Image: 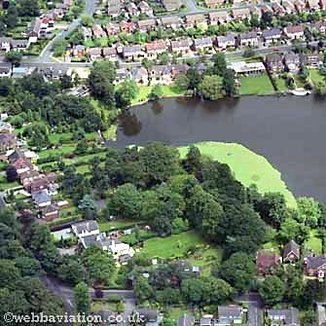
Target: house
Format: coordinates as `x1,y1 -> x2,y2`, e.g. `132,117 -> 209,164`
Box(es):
300,53 -> 322,68
11,157 -> 34,176
107,0 -> 121,17
10,39 -> 28,51
228,61 -> 265,75
192,37 -> 213,52
22,173 -> 57,193
208,11 -> 231,25
307,0 -> 320,10
204,0 -> 224,8
8,149 -> 25,163
122,45 -> 144,61
171,64 -> 189,79
130,67 -> 149,84
137,18 -> 157,32
178,314 -> 195,326
200,315 -> 215,326
138,1 -> 153,15
126,2 -> 139,16
267,307 -> 300,326
321,0 -> 326,9
104,23 -> 120,36
115,68 -> 129,84
239,31 -> 259,47
282,0 -> 296,14
41,204 -> 59,221
92,25 -> 106,38
119,20 -> 136,34
88,47 -> 102,60
170,39 -> 191,55
0,65 -> 12,78
0,133 -> 16,152
313,20 -> 326,34
160,16 -> 181,29
216,33 -> 236,49
32,189 -> 51,208
108,239 -> 135,261
256,250 -> 282,276
28,18 -> 42,41
81,26 -> 92,39
185,14 -> 207,28
231,8 -> 250,20
283,51 -> 300,73
145,40 -> 167,58
72,45 -> 86,58
0,120 -> 13,133
265,53 -> 284,73
71,220 -> 100,239
161,0 -> 181,11
294,0 -> 306,12
262,28 -> 282,44
284,25 -> 304,40
133,309 -> 160,326
304,255 -> 326,279
271,1 -> 286,16
283,240 -> 300,263
0,37 -> 11,52
149,65 -> 173,84
102,47 -> 117,60
217,305 -> 243,325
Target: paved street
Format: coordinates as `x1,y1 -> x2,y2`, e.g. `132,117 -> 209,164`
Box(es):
236,293 -> 263,326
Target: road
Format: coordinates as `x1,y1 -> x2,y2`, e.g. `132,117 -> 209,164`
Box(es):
42,275 -> 136,318
236,293 -> 263,326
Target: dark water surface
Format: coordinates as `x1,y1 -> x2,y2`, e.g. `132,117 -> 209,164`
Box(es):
115,96 -> 326,203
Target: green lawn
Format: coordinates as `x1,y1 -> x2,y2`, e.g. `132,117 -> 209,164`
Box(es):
306,230 -> 322,254
239,74 -> 275,95
99,219 -> 140,232
275,77 -> 288,92
309,69 -> 324,85
38,144 -> 76,159
142,231 -> 206,258
178,142 -> 296,207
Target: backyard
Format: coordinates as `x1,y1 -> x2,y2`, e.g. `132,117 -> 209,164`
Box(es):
239,74 -> 275,95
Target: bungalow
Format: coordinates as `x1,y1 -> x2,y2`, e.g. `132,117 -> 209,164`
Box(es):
160,16 -> 181,29
208,11 -> 231,25
88,47 -> 102,60
170,39 -> 191,55
119,20 -> 136,34
262,28 -> 282,44
185,14 -> 207,28
304,255 -> 326,279
178,314 -> 195,326
92,25 -> 106,38
231,8 -> 250,20
137,18 -> 157,32
265,53 -> 284,73
145,40 -> 167,58
107,0 -> 121,17
284,25 -> 305,40
138,1 -> 153,15
216,33 -> 236,49
256,250 -> 282,276
267,307 -> 300,326
0,65 -> 12,78
239,31 -> 259,47
71,220 -> 100,239
130,67 -> 149,84
32,189 -> 52,208
283,51 -> 300,73
122,45 -> 144,61
102,47 -> 117,60
161,0 -> 182,11
217,305 -> 243,325
204,0 -> 224,8
283,240 -> 300,263
0,133 -> 16,152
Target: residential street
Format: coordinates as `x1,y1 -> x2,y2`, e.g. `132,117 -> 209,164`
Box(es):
236,293 -> 263,326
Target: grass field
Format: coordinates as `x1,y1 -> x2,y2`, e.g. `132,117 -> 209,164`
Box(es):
99,219 -> 140,232
275,77 -> 288,92
239,74 -> 275,95
309,69 -> 324,85
178,142 -> 296,207
142,231 -> 206,258
306,230 -> 322,254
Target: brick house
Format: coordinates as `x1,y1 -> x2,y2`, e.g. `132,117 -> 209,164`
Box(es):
208,11 -> 231,25
145,40 -> 168,58
170,39 -> 191,55
304,256 -> 326,279
265,53 -> 284,73
256,250 -> 282,276
283,240 -> 300,263
239,31 -> 259,47
284,25 -> 305,40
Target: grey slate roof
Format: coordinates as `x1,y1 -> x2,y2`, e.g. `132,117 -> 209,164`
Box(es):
267,307 -> 299,325
306,256 -> 326,269
32,189 -> 51,205
283,240 -> 300,259
72,220 -> 99,234
218,305 -> 242,319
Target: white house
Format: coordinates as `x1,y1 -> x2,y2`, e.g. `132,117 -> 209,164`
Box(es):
71,220 -> 100,239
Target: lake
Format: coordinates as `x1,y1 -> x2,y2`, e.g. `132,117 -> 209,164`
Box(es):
114,95 -> 326,203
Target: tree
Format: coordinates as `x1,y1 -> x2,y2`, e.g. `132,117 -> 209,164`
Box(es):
5,51 -> 22,67
6,165 -> 18,182
149,84 -> 164,100
108,183 -> 142,219
23,122 -> 50,150
243,47 -> 255,58
199,75 -> 223,100
219,252 -> 256,293
74,282 -> 90,314
259,275 -> 285,306
186,68 -> 201,91
134,276 -> 154,303
183,145 -> 202,174
115,79 -> 138,108
212,53 -> 227,76
4,4 -> 18,28
223,69 -> 237,97
14,256 -> 41,277
203,277 -> 233,304
278,217 -> 309,244
297,197 -> 321,227
175,74 -> 190,92
181,278 -> 205,306
17,0 -> 40,16
58,256 -> 85,285
78,194 -> 97,220
81,14 -> 94,27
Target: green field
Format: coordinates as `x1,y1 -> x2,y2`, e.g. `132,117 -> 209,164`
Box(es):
239,74 -> 275,95
309,69 -> 324,85
178,142 -> 296,207
142,231 -> 206,258
99,219 -> 140,232
306,230 -> 322,254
